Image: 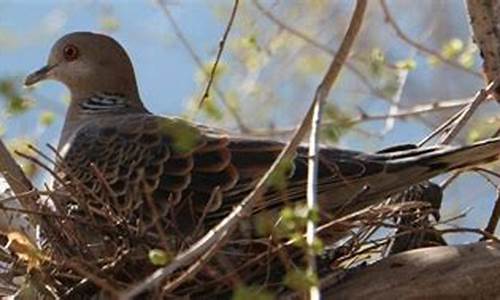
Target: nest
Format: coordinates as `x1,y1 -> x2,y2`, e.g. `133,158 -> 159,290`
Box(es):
0,148 -> 449,299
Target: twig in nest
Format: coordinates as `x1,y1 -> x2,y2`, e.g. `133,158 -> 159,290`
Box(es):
143,192 -> 170,250
64,260 -> 121,297
161,239 -> 221,294
199,0 -> 239,108
192,186 -> 221,239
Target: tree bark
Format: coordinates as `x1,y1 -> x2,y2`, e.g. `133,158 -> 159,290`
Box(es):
323,241 -> 500,299
466,0 -> 500,100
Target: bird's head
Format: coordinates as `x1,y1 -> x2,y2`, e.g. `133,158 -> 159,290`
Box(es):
25,31 -> 140,101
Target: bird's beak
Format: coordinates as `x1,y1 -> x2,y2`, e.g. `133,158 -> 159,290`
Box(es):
24,64 -> 57,86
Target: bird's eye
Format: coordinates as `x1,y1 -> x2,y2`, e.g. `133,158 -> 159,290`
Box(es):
63,44 -> 79,61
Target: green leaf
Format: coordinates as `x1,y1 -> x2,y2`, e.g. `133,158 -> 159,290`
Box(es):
0,78 -> 33,115
369,48 -> 385,76
7,96 -> 33,114
307,208 -> 320,223
159,118 -> 202,154
39,111 -> 56,126
232,285 -> 275,300
254,211 -> 276,237
321,104 -> 353,143
297,55 -> 326,75
240,34 -> 260,51
441,38 -> 464,59
311,237 -> 324,255
148,249 -> 173,266
268,158 -> 294,190
459,52 -> 475,69
100,16 -> 120,32
201,97 -> 224,121
284,269 -> 318,292
395,58 -> 417,70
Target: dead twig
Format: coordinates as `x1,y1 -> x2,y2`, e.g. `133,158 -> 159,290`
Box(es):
199,0 -> 239,108
440,79 -> 499,144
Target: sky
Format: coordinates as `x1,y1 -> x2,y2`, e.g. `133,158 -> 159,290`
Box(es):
0,0 -> 498,242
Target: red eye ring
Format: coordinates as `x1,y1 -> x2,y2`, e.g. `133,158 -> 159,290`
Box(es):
63,44 -> 79,61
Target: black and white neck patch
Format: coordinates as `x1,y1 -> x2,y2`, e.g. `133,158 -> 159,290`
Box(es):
79,92 -> 128,113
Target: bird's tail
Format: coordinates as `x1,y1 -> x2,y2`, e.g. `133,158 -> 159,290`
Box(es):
318,137 -> 500,213
384,137 -> 500,175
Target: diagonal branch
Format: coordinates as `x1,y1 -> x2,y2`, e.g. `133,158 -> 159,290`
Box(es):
199,0 -> 239,107
0,139 -> 39,238
121,1 -> 367,298
440,79 -> 499,144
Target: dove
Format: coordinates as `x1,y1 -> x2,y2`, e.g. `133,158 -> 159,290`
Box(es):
25,31 -> 500,236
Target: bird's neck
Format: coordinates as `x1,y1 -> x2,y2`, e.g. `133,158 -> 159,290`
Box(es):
78,92 -> 130,114
58,91 -> 149,150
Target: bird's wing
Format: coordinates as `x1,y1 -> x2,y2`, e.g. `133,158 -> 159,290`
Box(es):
59,114 -> 288,233
60,113 -> 500,233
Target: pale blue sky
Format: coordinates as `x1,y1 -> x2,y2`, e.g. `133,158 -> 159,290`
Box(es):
0,1 -> 497,242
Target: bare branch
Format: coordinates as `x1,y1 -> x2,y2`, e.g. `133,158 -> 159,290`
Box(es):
0,139 -> 38,238
251,97 -> 471,138
484,189 -> 500,235
199,0 -> 239,107
251,0 -> 388,100
380,0 -> 482,78
155,0 -> 249,132
440,79 -> 499,144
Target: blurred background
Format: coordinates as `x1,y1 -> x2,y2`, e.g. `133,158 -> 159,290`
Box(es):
0,0 -> 498,242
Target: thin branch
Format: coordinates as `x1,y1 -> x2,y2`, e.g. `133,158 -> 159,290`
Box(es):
484,189 -> 500,235
352,98 -> 471,123
199,0 -> 239,107
440,79 -> 499,144
306,1 -> 367,299
251,97 -> 471,138
417,107 -> 466,146
155,0 -> 249,132
379,0 -> 482,78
